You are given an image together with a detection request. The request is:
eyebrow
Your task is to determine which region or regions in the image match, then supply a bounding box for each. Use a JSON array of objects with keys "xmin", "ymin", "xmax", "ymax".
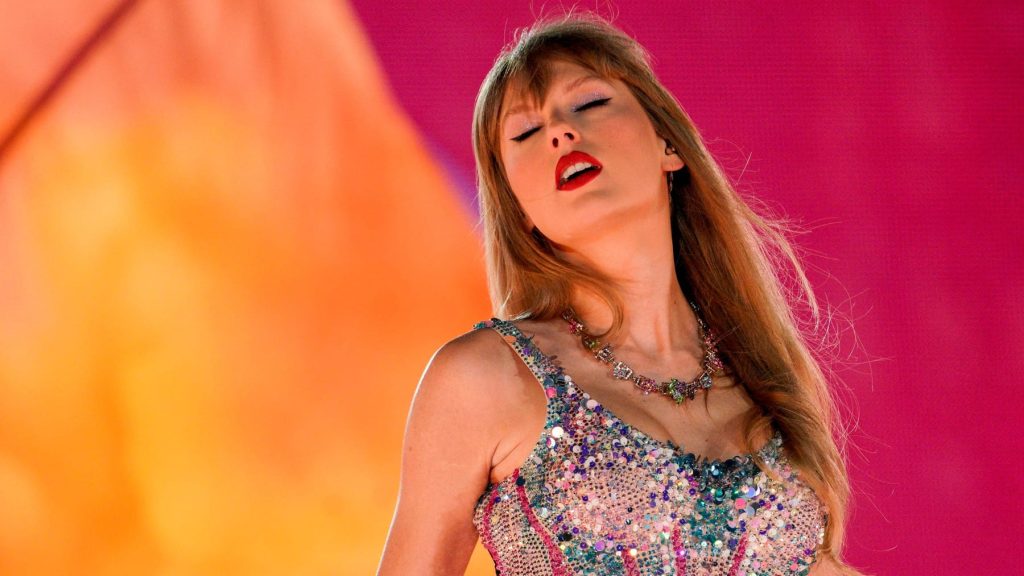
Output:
[{"xmin": 501, "ymin": 73, "xmax": 606, "ymax": 124}]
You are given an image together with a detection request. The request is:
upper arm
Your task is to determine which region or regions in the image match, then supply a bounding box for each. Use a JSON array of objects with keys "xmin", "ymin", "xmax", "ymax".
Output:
[{"xmin": 378, "ymin": 330, "xmax": 512, "ymax": 575}]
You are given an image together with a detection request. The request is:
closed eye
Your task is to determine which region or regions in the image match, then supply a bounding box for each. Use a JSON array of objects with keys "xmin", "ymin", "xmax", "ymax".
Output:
[
  {"xmin": 511, "ymin": 127, "xmax": 540, "ymax": 142},
  {"xmin": 509, "ymin": 98, "xmax": 611, "ymax": 142},
  {"xmin": 575, "ymin": 97, "xmax": 611, "ymax": 112}
]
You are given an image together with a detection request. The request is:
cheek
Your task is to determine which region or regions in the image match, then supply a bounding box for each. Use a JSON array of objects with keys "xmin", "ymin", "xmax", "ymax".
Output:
[
  {"xmin": 616, "ymin": 116, "xmax": 658, "ymax": 155},
  {"xmin": 498, "ymin": 155, "xmax": 534, "ymax": 216},
  {"xmin": 599, "ymin": 102, "xmax": 658, "ymax": 146},
  {"xmin": 503, "ymin": 153, "xmax": 548, "ymax": 202}
]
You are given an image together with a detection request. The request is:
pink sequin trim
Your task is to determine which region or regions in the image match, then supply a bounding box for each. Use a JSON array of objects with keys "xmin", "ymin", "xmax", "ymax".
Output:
[
  {"xmin": 727, "ymin": 533, "xmax": 749, "ymax": 576},
  {"xmin": 513, "ymin": 469, "xmax": 570, "ymax": 576},
  {"xmin": 479, "ymin": 487, "xmax": 506, "ymax": 575},
  {"xmin": 672, "ymin": 525, "xmax": 687, "ymax": 575},
  {"xmin": 622, "ymin": 550, "xmax": 641, "ymax": 575}
]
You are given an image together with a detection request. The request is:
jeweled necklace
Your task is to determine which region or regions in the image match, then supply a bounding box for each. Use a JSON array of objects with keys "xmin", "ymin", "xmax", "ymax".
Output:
[{"xmin": 561, "ymin": 300, "xmax": 725, "ymax": 405}]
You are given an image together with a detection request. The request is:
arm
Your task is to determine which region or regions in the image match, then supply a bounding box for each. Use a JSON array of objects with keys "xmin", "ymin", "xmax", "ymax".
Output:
[{"xmin": 377, "ymin": 331, "xmax": 508, "ymax": 575}]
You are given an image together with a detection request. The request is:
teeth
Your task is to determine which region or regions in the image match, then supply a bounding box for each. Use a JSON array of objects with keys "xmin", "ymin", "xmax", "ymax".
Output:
[{"xmin": 560, "ymin": 162, "xmax": 596, "ymax": 184}]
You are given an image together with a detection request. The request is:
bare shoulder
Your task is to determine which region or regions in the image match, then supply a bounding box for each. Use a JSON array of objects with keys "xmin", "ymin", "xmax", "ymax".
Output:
[
  {"xmin": 419, "ymin": 323, "xmax": 523, "ymax": 403},
  {"xmin": 424, "ymin": 316, "xmax": 560, "ymax": 389},
  {"xmin": 411, "ymin": 323, "xmax": 535, "ymax": 443},
  {"xmin": 378, "ymin": 324, "xmax": 533, "ymax": 574}
]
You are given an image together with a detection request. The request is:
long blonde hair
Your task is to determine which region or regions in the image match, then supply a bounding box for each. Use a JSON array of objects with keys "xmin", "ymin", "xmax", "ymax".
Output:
[{"xmin": 473, "ymin": 13, "xmax": 859, "ymax": 572}]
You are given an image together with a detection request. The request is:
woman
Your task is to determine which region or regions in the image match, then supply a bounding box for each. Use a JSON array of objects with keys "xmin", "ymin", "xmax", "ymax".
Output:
[{"xmin": 379, "ymin": 14, "xmax": 860, "ymax": 576}]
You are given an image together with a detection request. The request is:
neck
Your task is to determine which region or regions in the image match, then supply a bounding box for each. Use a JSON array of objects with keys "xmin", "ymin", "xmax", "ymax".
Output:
[{"xmin": 552, "ymin": 200, "xmax": 701, "ymax": 363}]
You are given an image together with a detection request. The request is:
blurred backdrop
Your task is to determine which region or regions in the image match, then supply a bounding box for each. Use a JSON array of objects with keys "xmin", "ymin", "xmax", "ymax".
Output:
[{"xmin": 0, "ymin": 1, "xmax": 1021, "ymax": 574}]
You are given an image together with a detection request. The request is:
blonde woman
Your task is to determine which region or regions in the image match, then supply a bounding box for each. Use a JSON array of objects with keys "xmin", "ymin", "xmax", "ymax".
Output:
[{"xmin": 380, "ymin": 14, "xmax": 861, "ymax": 576}]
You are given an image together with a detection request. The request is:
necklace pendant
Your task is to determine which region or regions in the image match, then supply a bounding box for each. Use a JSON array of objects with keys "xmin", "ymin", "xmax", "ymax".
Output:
[
  {"xmin": 564, "ymin": 313, "xmax": 585, "ymax": 335},
  {"xmin": 632, "ymin": 374, "xmax": 658, "ymax": 394},
  {"xmin": 705, "ymin": 352, "xmax": 724, "ymax": 375},
  {"xmin": 685, "ymin": 382, "xmax": 699, "ymax": 401},
  {"xmin": 611, "ymin": 361, "xmax": 634, "ymax": 380},
  {"xmin": 698, "ymin": 373, "xmax": 714, "ymax": 390},
  {"xmin": 663, "ymin": 378, "xmax": 687, "ymax": 405}
]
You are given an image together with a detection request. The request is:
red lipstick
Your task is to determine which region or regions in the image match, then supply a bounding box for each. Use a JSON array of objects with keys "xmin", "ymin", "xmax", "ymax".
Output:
[{"xmin": 555, "ymin": 151, "xmax": 603, "ymax": 191}]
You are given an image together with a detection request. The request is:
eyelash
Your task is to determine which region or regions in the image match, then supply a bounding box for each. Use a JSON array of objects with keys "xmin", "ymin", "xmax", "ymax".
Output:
[
  {"xmin": 576, "ymin": 97, "xmax": 611, "ymax": 112},
  {"xmin": 510, "ymin": 97, "xmax": 612, "ymax": 142}
]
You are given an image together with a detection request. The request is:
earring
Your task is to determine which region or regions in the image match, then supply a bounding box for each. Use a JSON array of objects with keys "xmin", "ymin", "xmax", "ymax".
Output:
[{"xmin": 665, "ymin": 141, "xmax": 679, "ymax": 196}]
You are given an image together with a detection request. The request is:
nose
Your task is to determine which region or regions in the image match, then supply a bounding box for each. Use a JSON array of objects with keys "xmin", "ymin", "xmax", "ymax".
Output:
[{"xmin": 550, "ymin": 127, "xmax": 577, "ymax": 148}]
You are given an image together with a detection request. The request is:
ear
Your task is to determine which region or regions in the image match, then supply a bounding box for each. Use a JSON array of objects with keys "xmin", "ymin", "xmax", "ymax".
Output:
[{"xmin": 662, "ymin": 139, "xmax": 685, "ymax": 172}]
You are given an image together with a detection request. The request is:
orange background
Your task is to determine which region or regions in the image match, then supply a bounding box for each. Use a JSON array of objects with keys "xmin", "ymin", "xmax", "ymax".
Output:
[{"xmin": 0, "ymin": 1, "xmax": 493, "ymax": 573}]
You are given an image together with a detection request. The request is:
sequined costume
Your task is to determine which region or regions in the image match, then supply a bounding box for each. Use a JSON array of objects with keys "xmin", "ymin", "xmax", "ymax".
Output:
[{"xmin": 471, "ymin": 318, "xmax": 827, "ymax": 576}]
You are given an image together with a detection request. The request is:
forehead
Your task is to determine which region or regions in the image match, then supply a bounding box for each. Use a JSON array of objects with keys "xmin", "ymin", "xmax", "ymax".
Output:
[{"xmin": 500, "ymin": 59, "xmax": 611, "ymax": 113}]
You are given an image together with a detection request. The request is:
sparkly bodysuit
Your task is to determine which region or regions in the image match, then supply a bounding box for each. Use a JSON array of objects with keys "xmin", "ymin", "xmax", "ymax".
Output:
[{"xmin": 471, "ymin": 318, "xmax": 827, "ymax": 576}]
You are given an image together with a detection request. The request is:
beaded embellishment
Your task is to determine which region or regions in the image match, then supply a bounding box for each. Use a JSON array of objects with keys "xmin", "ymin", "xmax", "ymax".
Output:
[{"xmin": 470, "ymin": 318, "xmax": 827, "ymax": 576}]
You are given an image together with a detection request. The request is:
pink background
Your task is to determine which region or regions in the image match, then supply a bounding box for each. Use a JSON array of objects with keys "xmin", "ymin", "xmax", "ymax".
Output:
[
  {"xmin": 351, "ymin": 2, "xmax": 1024, "ymax": 573},
  {"xmin": 1, "ymin": 2, "xmax": 1020, "ymax": 574}
]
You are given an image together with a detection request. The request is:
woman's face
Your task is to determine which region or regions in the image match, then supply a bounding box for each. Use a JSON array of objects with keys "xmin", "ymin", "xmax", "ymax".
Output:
[{"xmin": 499, "ymin": 60, "xmax": 683, "ymax": 247}]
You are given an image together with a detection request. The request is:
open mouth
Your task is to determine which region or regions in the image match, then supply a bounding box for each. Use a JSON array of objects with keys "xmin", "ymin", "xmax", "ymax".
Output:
[
  {"xmin": 556, "ymin": 151, "xmax": 603, "ymax": 191},
  {"xmin": 560, "ymin": 163, "xmax": 600, "ymax": 186}
]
